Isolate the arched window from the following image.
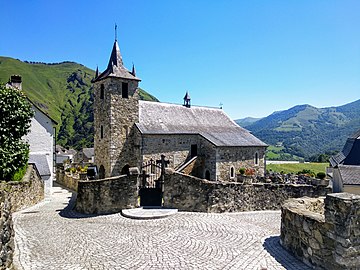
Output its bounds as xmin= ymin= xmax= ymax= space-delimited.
xmin=230 ymin=167 xmax=235 ymax=179
xmin=121 ymin=164 xmax=130 ymax=176
xmin=100 ymin=125 xmax=104 ymax=139
xmin=99 ymin=165 xmax=105 ymax=179
xmin=205 ymin=170 xmax=210 ymax=180
xmin=255 ymin=152 xmax=259 ymax=165
xmin=100 ymin=84 xmax=104 ymax=99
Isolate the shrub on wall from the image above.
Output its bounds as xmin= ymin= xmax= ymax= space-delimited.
xmin=316 ymin=172 xmax=326 ymax=179
xmin=0 ymin=84 xmax=34 ymax=181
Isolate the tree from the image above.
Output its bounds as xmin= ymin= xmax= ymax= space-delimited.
xmin=0 ymin=84 xmax=34 ymax=180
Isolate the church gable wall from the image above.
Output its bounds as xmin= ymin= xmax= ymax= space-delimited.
xmin=140 ymin=134 xmax=217 ymax=179
xmin=141 ymin=134 xmax=199 ymax=169
xmin=216 ymin=146 xmax=266 ymax=181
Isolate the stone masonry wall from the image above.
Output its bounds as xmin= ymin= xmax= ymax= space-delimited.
xmin=281 ymin=193 xmax=360 ymax=269
xmin=163 ymin=169 xmax=330 ymax=213
xmin=216 ymin=146 xmax=266 ymax=181
xmin=141 ymin=134 xmax=198 ymax=169
xmin=141 ymin=134 xmax=217 ymax=180
xmin=75 ymin=168 xmax=139 ymax=214
xmin=0 ymin=192 xmax=13 ymax=270
xmin=0 ymin=164 xmax=44 ymax=270
xmin=94 ymin=77 xmax=140 ymax=178
xmin=4 ymin=164 xmax=44 ymax=213
xmin=56 ymin=168 xmax=80 ymax=192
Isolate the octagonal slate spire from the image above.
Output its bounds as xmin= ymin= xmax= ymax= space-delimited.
xmin=94 ymin=40 xmax=141 ymax=82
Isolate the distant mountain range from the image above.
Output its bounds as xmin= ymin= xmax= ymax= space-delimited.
xmin=235 ymin=100 xmax=360 ymax=160
xmin=2 ymin=56 xmax=359 ymax=158
xmin=0 ymin=56 xmax=158 ymax=150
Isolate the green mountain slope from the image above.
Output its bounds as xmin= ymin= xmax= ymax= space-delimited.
xmin=244 ymin=100 xmax=360 ymax=159
xmin=235 ymin=117 xmax=262 ymax=128
xmin=0 ymin=56 xmax=158 ymax=150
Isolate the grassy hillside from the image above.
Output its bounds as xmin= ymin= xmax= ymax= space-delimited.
xmin=244 ymin=101 xmax=360 ymax=160
xmin=0 ymin=56 xmax=158 ymax=150
xmin=235 ymin=117 xmax=262 ymax=128
xmin=0 ymin=57 xmax=94 ymax=123
xmin=267 ymin=163 xmax=328 ymax=175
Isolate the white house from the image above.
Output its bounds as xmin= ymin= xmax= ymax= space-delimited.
xmin=7 ymin=75 xmax=57 ymax=197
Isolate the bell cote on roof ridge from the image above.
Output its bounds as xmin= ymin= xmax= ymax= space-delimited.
xmin=183 ymin=91 xmax=191 ymax=108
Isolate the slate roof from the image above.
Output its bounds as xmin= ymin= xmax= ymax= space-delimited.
xmin=136 ymin=101 xmax=267 ymax=147
xmin=56 ymin=145 xmax=77 ymax=155
xmin=29 ymin=154 xmax=51 ymax=176
xmin=94 ymin=40 xmax=141 ymax=82
xmin=330 ymin=128 xmax=360 ymax=167
xmin=82 ymin=148 xmax=94 ymax=159
xmin=338 ymin=165 xmax=360 ymax=185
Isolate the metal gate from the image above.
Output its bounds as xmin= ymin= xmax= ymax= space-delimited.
xmin=139 ymin=155 xmax=169 ymax=207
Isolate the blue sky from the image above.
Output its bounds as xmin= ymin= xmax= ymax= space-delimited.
xmin=1 ymin=0 xmax=359 ymax=119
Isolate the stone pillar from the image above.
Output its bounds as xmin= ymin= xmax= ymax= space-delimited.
xmin=324 ymin=193 xmax=360 ymax=268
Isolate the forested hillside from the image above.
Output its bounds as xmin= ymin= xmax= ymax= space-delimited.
xmin=0 ymin=56 xmax=158 ymax=150
xmin=238 ymin=100 xmax=360 ymax=160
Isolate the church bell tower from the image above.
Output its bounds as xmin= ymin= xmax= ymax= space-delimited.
xmin=93 ymin=36 xmax=141 ymax=178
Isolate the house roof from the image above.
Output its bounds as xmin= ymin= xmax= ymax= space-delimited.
xmin=27 ymin=98 xmax=58 ymax=125
xmin=338 ymin=165 xmax=360 ymax=185
xmin=82 ymin=148 xmax=94 ymax=159
xmin=29 ymin=154 xmax=51 ymax=176
xmin=56 ymin=145 xmax=76 ymax=155
xmin=136 ymin=101 xmax=267 ymax=147
xmin=94 ymin=40 xmax=141 ymax=82
xmin=330 ymin=128 xmax=360 ymax=167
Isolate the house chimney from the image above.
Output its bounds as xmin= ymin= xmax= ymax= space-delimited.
xmin=10 ymin=75 xmax=22 ymax=90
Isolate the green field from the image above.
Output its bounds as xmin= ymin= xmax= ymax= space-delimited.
xmin=266 ymin=145 xmax=304 ymax=161
xmin=266 ymin=162 xmax=328 ymax=174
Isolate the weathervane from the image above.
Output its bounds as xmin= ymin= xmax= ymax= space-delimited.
xmin=219 ymin=102 xmax=223 ymax=109
xmin=115 ymin=23 xmax=117 ymax=41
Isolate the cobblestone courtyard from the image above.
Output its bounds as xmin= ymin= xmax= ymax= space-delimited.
xmin=13 ymin=185 xmax=310 ymax=270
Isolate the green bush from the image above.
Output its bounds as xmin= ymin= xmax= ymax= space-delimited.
xmin=0 ymin=84 xmax=34 ymax=181
xmin=239 ymin=168 xmax=245 ymax=175
xmin=297 ymin=169 xmax=315 ymax=177
xmin=316 ymin=172 xmax=326 ymax=179
xmin=11 ymin=164 xmax=28 ymax=181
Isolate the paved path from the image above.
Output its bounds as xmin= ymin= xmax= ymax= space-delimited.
xmin=13 ymin=185 xmax=310 ymax=270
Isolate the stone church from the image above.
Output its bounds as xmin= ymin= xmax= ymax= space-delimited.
xmin=93 ymin=38 xmax=267 ymax=181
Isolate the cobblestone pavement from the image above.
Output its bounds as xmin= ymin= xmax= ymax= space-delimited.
xmin=13 ymin=185 xmax=311 ymax=270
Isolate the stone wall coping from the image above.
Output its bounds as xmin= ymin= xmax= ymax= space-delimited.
xmin=326 ymin=192 xmax=360 ymax=201
xmin=78 ymin=174 xmax=128 ymax=184
xmin=170 ymin=171 xmax=326 ymax=189
xmin=282 ymin=197 xmax=326 ymax=223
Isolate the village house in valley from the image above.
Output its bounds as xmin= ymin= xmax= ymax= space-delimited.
xmin=7 ymin=75 xmax=57 ymax=196
xmin=329 ymin=128 xmax=360 ymax=194
xmin=93 ymin=39 xmax=267 ymax=181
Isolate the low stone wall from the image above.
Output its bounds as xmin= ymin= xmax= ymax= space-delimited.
xmin=75 ymin=168 xmax=139 ymax=214
xmin=0 ymin=192 xmax=13 ymax=270
xmin=56 ymin=168 xmax=80 ymax=192
xmin=3 ymin=164 xmax=44 ymax=212
xmin=281 ymin=193 xmax=360 ymax=269
xmin=163 ymin=170 xmax=330 ymax=213
xmin=0 ymin=164 xmax=44 ymax=270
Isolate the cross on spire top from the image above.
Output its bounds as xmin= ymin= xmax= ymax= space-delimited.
xmin=115 ymin=23 xmax=117 ymax=41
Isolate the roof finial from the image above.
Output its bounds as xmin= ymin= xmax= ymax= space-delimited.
xmin=183 ymin=91 xmax=191 ymax=108
xmin=131 ymin=62 xmax=136 ymax=76
xmin=95 ymin=65 xmax=99 ymax=78
xmin=115 ymin=23 xmax=117 ymax=41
